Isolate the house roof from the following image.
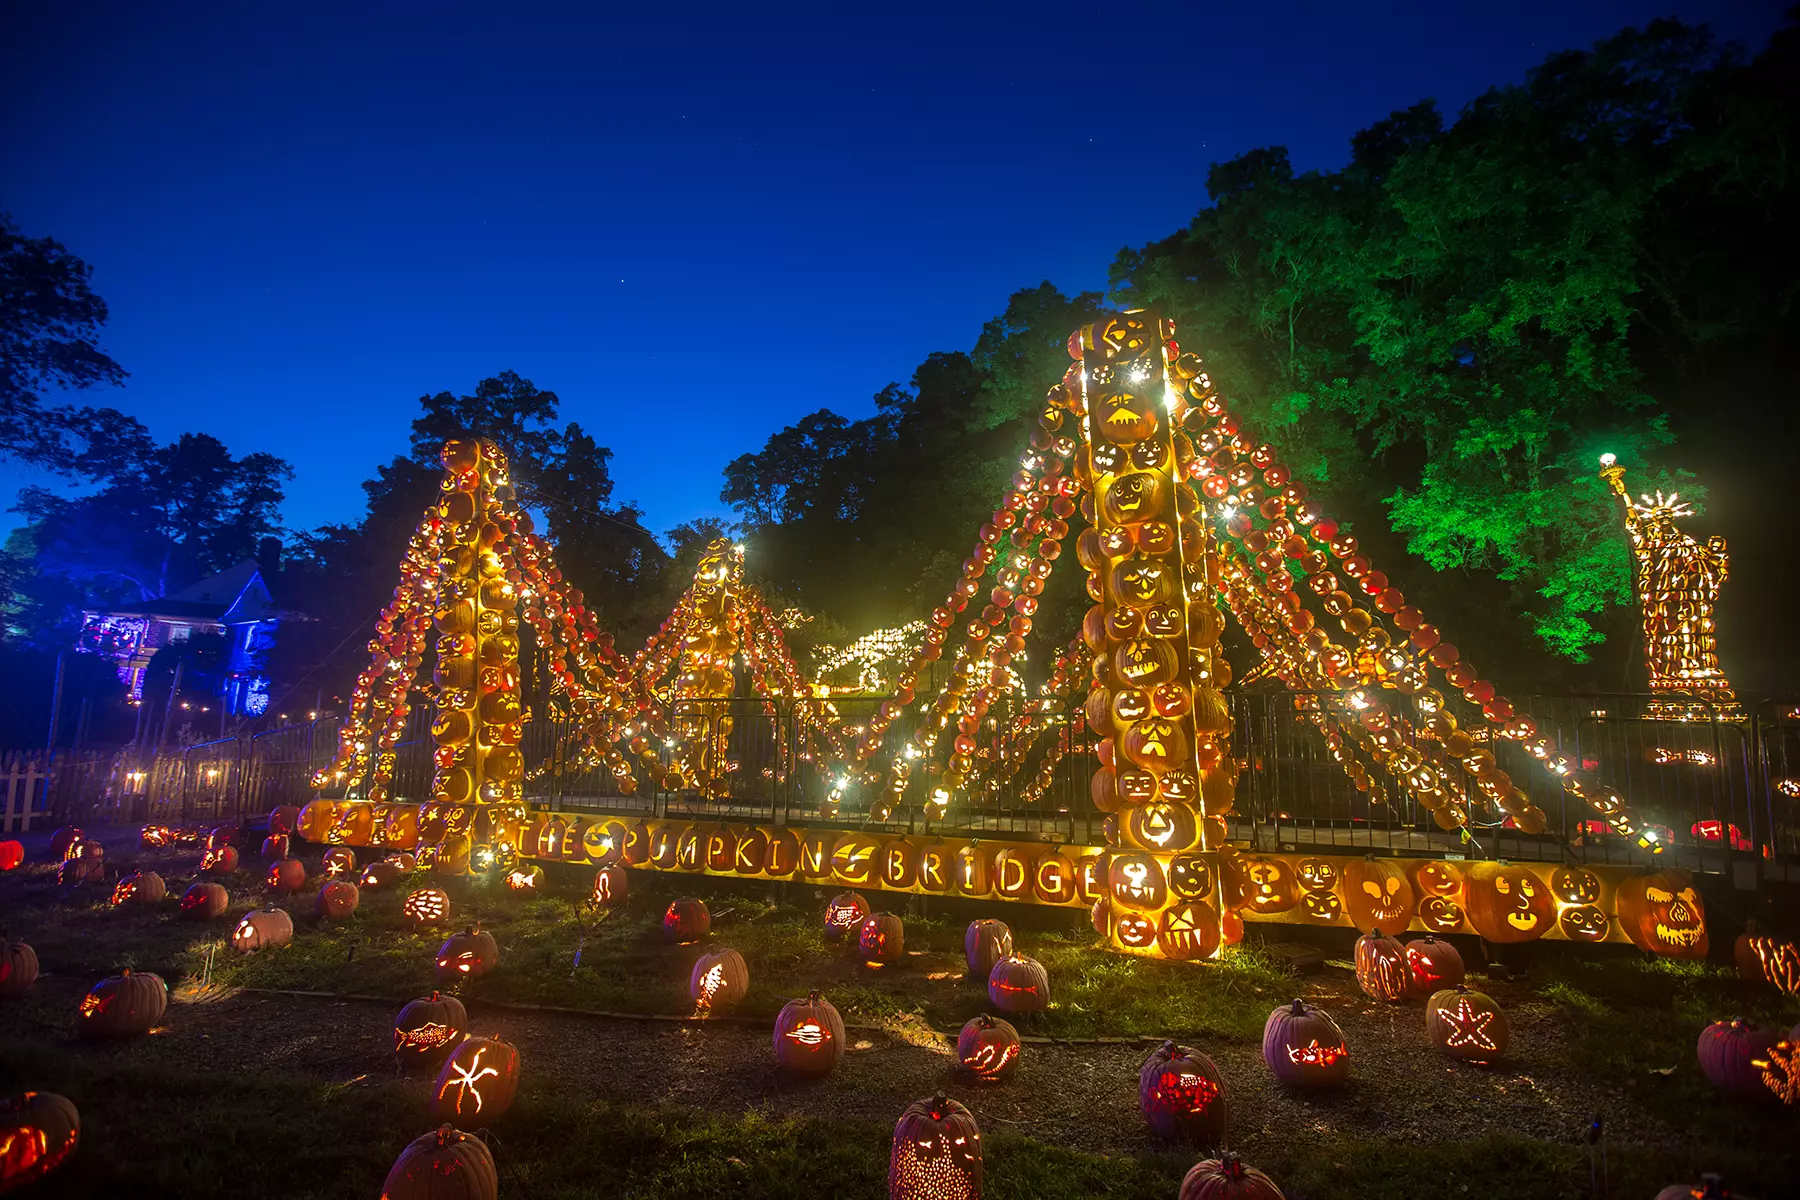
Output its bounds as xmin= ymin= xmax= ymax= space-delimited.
xmin=93 ymin=559 xmax=282 ymax=624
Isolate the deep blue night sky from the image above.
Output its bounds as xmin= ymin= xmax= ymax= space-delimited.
xmin=2 ymin=1 xmax=1785 ymax=541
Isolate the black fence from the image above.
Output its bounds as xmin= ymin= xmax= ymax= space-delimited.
xmin=27 ymin=691 xmax=1800 ymax=878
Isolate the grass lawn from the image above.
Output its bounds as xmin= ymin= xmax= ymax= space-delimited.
xmin=3 ymin=838 xmax=1797 ymax=1198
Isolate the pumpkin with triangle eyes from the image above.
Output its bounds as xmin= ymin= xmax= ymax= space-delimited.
xmin=1097 ymin=388 xmax=1160 ymax=445
xmin=1125 ymin=803 xmax=1198 ymax=852
xmin=1298 ymin=889 xmax=1344 ymax=924
xmin=1158 ymin=902 xmax=1221 ymax=961
xmin=1111 ymin=554 xmax=1174 ymax=606
xmin=1463 ymin=863 xmax=1555 ymax=944
xmin=1550 ymin=866 xmax=1602 ymax=905
xmin=1340 ymin=859 xmax=1416 ymax=932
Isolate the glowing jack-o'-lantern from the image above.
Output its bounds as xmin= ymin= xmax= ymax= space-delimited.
xmin=0 ymin=1091 xmax=80 ymax=1196
xmin=394 ymin=991 xmax=467 ymax=1070
xmin=958 ymin=1013 xmax=1021 ymax=1081
xmin=360 ymin=858 xmax=405 ymax=890
xmin=180 ymin=881 xmax=229 ymax=919
xmin=1125 ymin=802 xmax=1197 ymax=852
xmin=1464 ymin=863 xmax=1555 ymax=944
xmin=1341 ymin=859 xmax=1416 ymax=933
xmin=504 ymin=864 xmax=543 ymax=891
xmin=1752 ymin=1040 xmax=1800 ymax=1105
xmin=1412 ymin=860 xmax=1461 ymax=898
xmin=773 ymin=990 xmax=844 ymax=1076
xmin=434 ymin=928 xmax=498 ymax=982
xmin=199 ymin=844 xmax=238 ymax=874
xmin=1158 ymin=902 xmax=1220 ymax=961
xmin=1354 ymin=929 xmax=1408 ymax=1002
xmin=320 ymin=847 xmax=357 ymax=879
xmin=664 ymin=898 xmax=710 ymax=944
xmin=888 ymin=1095 xmax=983 ymax=1200
xmin=589 ymin=864 xmax=628 ymax=907
xmin=231 ymin=908 xmax=293 ymax=953
xmin=964 ymin=919 xmax=1013 ymax=979
xmin=1262 ymin=999 xmax=1349 ymax=1090
xmin=1241 ymin=858 xmax=1298 ymax=915
xmin=1114 ymin=638 xmax=1178 ymax=687
xmin=1112 ymin=688 xmax=1152 ymax=723
xmin=1298 ymin=889 xmax=1344 ymax=924
xmin=987 ymin=953 xmax=1048 ymax=1015
xmin=314 ymin=879 xmax=360 ymax=919
xmin=1560 ymin=904 xmax=1610 ymax=942
xmin=77 ymin=969 xmax=167 ymax=1039
xmin=1617 ymin=869 xmax=1709 ymax=959
xmin=1417 ymin=895 xmax=1465 ymax=934
xmin=1109 ymin=852 xmax=1167 ymax=911
xmin=267 ymin=858 xmax=306 ymax=893
xmin=1116 ymin=911 xmax=1157 ymax=949
xmin=381 ymin=1125 xmax=496 ymax=1200
xmin=403 ymin=887 xmax=451 ymax=926
xmin=1295 ymin=857 xmax=1336 ymax=893
xmin=1550 ymin=866 xmax=1602 ymax=905
xmin=1169 ymin=854 xmax=1213 ymax=901
xmin=111 ymin=870 xmax=166 ymax=907
xmin=689 ymin=946 xmax=749 ymax=1011
xmin=859 ymin=912 xmax=905 ymax=966
xmin=1401 ymin=935 xmax=1465 ymax=997
xmin=1426 ymin=985 xmax=1509 ymax=1063
xmin=1111 ymin=555 xmax=1173 ymax=606
xmin=1139 ymin=1041 xmax=1227 ymax=1144
xmin=429 ymin=1035 xmax=520 ymax=1125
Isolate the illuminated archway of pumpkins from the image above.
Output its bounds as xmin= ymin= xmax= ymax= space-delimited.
xmin=300 ymin=311 xmax=1683 ymax=963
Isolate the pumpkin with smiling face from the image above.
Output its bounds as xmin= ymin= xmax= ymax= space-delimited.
xmin=1298 ymin=888 xmax=1344 ymax=924
xmin=1114 ymin=638 xmax=1178 ymax=687
xmin=1413 ymin=860 xmax=1461 ymax=898
xmin=1295 ymin=858 xmax=1338 ymax=894
xmin=1125 ymin=803 xmax=1198 ymax=853
xmin=1559 ymin=903 xmax=1610 ymax=943
xmin=1169 ymin=854 xmax=1213 ymax=901
xmin=1463 ymin=863 xmax=1555 ymax=944
xmin=1340 ymin=859 xmax=1416 ymax=933
xmin=1617 ymin=869 xmax=1709 ymax=959
xmin=1417 ymin=895 xmax=1466 ymax=934
xmin=1240 ymin=857 xmax=1298 ymax=916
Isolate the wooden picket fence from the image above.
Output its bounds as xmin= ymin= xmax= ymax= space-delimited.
xmin=0 ymin=750 xmax=54 ymax=833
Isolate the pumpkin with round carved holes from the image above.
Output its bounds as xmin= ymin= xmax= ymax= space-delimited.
xmin=1340 ymin=859 xmax=1415 ymax=933
xmin=0 ymin=1090 xmax=80 ymax=1195
xmin=1401 ymin=935 xmax=1465 ymax=998
xmin=1180 ymin=1152 xmax=1287 ymax=1200
xmin=315 ymin=879 xmax=360 ymax=919
xmin=381 ymin=1124 xmax=498 ymax=1200
xmin=859 ymin=912 xmax=905 ymax=966
xmin=664 ymin=897 xmax=710 ymax=944
xmin=180 ymin=881 xmax=229 ymax=920
xmin=1139 ymin=1040 xmax=1228 ymax=1144
xmin=267 ymin=857 xmax=306 ymax=893
xmin=394 ymin=990 xmax=468 ymax=1070
xmin=403 ymin=887 xmax=451 ymax=927
xmin=1616 ymin=868 xmax=1709 ymax=959
xmin=773 ymin=990 xmax=844 ymax=1076
xmin=1463 ymin=862 xmax=1554 ymax=944
xmin=823 ymin=891 xmax=871 ymax=944
xmin=1697 ymin=1019 xmax=1779 ymax=1098
xmin=689 ymin=945 xmax=749 ymax=1011
xmin=987 ymin=953 xmax=1048 ymax=1016
xmin=1425 ymin=985 xmax=1509 ymax=1064
xmin=957 ymin=1013 xmax=1021 ymax=1081
xmin=0 ymin=939 xmax=40 ymax=998
xmin=1354 ymin=929 xmax=1407 ymax=1002
xmin=1262 ymin=999 xmax=1348 ymax=1090
xmin=231 ymin=907 xmax=293 ymax=953
xmin=964 ymin=919 xmax=1013 ymax=979
xmin=888 ymin=1095 xmax=982 ymax=1200
xmin=435 ymin=927 xmax=498 ymax=982
xmin=428 ymin=1034 xmax=520 ymax=1126
xmin=77 ymin=969 xmax=167 ymax=1039
xmin=111 ymin=870 xmax=166 ymax=907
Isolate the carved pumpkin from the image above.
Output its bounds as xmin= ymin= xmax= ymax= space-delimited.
xmin=261 ymin=834 xmax=290 ymax=862
xmin=1417 ymin=894 xmax=1464 ymax=934
xmin=590 ymin=864 xmax=628 ymax=907
xmin=77 ymin=969 xmax=167 ymax=1039
xmin=1401 ymin=935 xmax=1465 ymax=997
xmin=381 ymin=1124 xmax=497 ymax=1200
xmin=199 ymin=844 xmax=239 ymax=874
xmin=1240 ymin=858 xmax=1298 ymax=915
xmin=1159 ymin=902 xmax=1221 ymax=961
xmin=860 ymin=912 xmax=906 ymax=966
xmin=0 ymin=1091 xmax=80 ymax=1195
xmin=57 ymin=845 xmax=105 ymax=887
xmin=825 ymin=892 xmax=872 ymax=944
xmin=889 ymin=1095 xmax=982 ymax=1200
xmin=1179 ymin=1153 xmax=1287 ymax=1200
xmin=1697 ymin=1019 xmax=1779 ymax=1098
xmin=1109 ymin=851 xmax=1168 ymax=911
xmin=1124 ymin=802 xmax=1199 ymax=853
xmin=1297 ymin=888 xmax=1344 ymax=924
xmin=957 ymin=1013 xmax=1021 ymax=1080
xmin=1116 ymin=911 xmax=1157 ymax=949
xmin=1169 ymin=854 xmax=1214 ymax=901
xmin=49 ymin=826 xmax=84 ymax=861
xmin=773 ymin=990 xmax=844 ymax=1076
xmin=1412 ymin=860 xmax=1461 ymax=898
xmin=394 ymin=990 xmax=467 ymax=1070
xmin=987 ymin=953 xmax=1049 ymax=1016
xmin=1262 ymin=999 xmax=1348 ymax=1090
xmin=360 ymin=858 xmax=405 ymax=890
xmin=268 ymin=805 xmax=302 ymax=836
xmin=1653 ymin=1178 xmax=1732 ymax=1200
xmin=1354 ymin=929 xmax=1407 ymax=1002
xmin=180 ymin=881 xmax=229 ymax=919
xmin=1425 ymin=985 xmax=1509 ymax=1063
xmin=1734 ymin=922 xmax=1800 ymax=995
xmin=404 ymin=887 xmax=451 ymax=926
xmin=1559 ymin=903 xmax=1610 ymax=942
xmin=0 ymin=939 xmax=40 ymax=998
xmin=1340 ymin=859 xmax=1415 ymax=932
xmin=429 ymin=1035 xmax=520 ymax=1126
xmin=320 ymin=847 xmax=357 ymax=879
xmin=1463 ymin=863 xmax=1554 ymax=943
xmin=1139 ymin=1041 xmax=1228 ymax=1144
xmin=964 ymin=919 xmax=1013 ymax=979
xmin=315 ymin=879 xmax=360 ymax=919
xmin=267 ymin=857 xmax=306 ymax=893
xmin=690 ymin=946 xmax=750 ymax=1011
xmin=664 ymin=898 xmax=711 ymax=944
xmin=1550 ymin=866 xmax=1602 ymax=905
xmin=1752 ymin=1039 xmax=1800 ymax=1105
xmin=435 ymin=928 xmax=499 ymax=982
xmin=111 ymin=870 xmax=166 ymax=907
xmin=1617 ymin=869 xmax=1709 ymax=959
xmin=231 ymin=908 xmax=293 ymax=952
xmin=0 ymin=841 xmax=22 ymax=872
xmin=504 ymin=864 xmax=543 ymax=891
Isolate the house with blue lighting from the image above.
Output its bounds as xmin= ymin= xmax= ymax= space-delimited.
xmin=78 ymin=559 xmax=288 ymax=716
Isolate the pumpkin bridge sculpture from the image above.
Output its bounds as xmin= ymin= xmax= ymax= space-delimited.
xmin=302 ymin=311 xmax=1709 ymax=963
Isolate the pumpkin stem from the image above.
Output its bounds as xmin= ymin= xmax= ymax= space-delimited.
xmin=1290 ymin=999 xmax=1305 ymax=1015
xmin=977 ymin=1013 xmax=994 ymax=1028
xmin=1160 ymin=1039 xmax=1178 ymax=1055
xmin=1221 ymin=1153 xmax=1245 ymax=1181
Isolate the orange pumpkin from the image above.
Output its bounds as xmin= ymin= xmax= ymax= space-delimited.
xmin=1340 ymin=859 xmax=1415 ymax=932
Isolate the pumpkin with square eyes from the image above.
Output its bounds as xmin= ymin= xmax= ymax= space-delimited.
xmin=1115 ymin=638 xmax=1178 ymax=686
xmin=1117 ymin=768 xmax=1158 ymax=804
xmin=1464 ymin=863 xmax=1555 ymax=944
xmin=1295 ymin=858 xmax=1338 ymax=893
xmin=1111 ymin=554 xmax=1173 ymax=606
xmin=1124 ymin=718 xmax=1188 ymax=771
xmin=1242 ymin=858 xmax=1298 ymax=914
xmin=1559 ymin=903 xmax=1609 ymax=942
xmin=1126 ymin=803 xmax=1198 ymax=852
xmin=1550 ymin=866 xmax=1602 ymax=906
xmin=1112 ymin=688 xmax=1152 ymax=723
xmin=1158 ymin=902 xmax=1220 ymax=961
xmin=1617 ymin=869 xmax=1709 ymax=959
xmin=1169 ymin=854 xmax=1213 ymax=901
